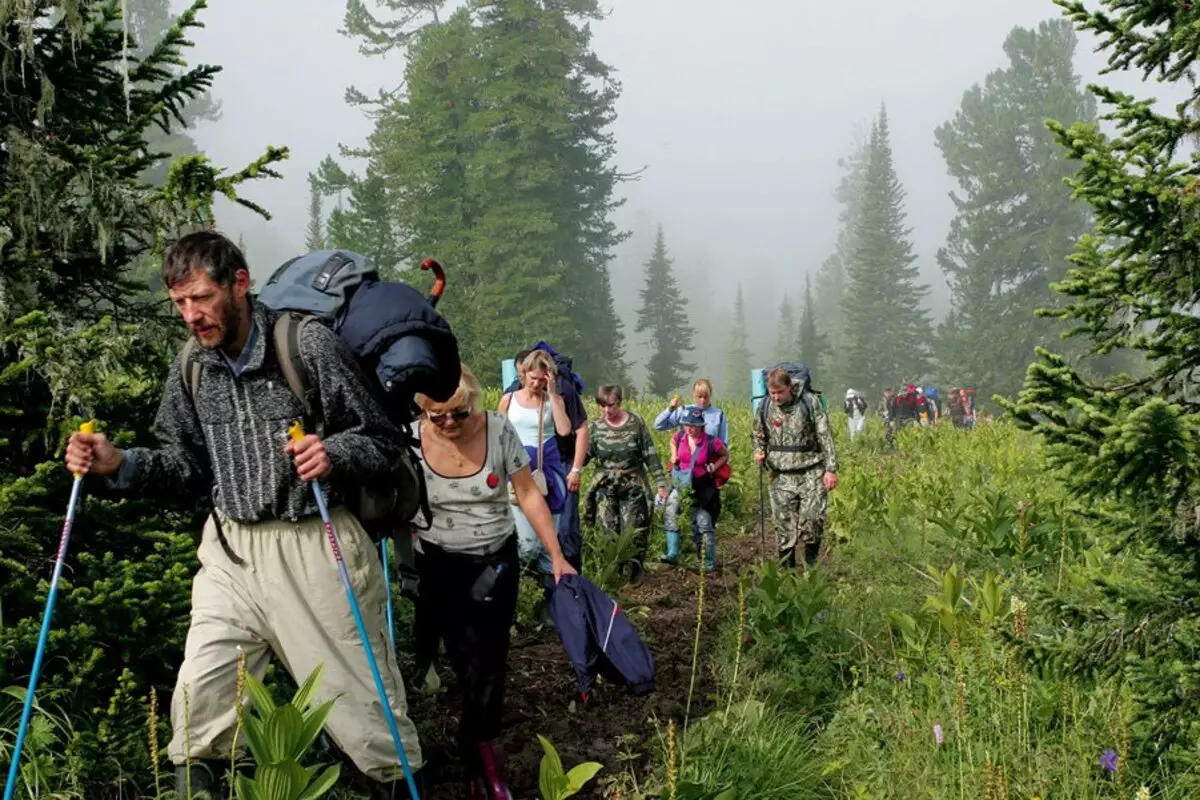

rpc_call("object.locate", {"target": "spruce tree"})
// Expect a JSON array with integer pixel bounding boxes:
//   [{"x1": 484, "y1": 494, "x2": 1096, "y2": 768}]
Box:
[
  {"x1": 635, "y1": 226, "x2": 695, "y2": 395},
  {"x1": 724, "y1": 284, "x2": 754, "y2": 402},
  {"x1": 305, "y1": 174, "x2": 326, "y2": 251},
  {"x1": 798, "y1": 274, "x2": 829, "y2": 380},
  {"x1": 327, "y1": 0, "x2": 628, "y2": 382},
  {"x1": 842, "y1": 106, "x2": 934, "y2": 393},
  {"x1": 774, "y1": 295, "x2": 797, "y2": 360},
  {"x1": 1001, "y1": 0, "x2": 1200, "y2": 772},
  {"x1": 815, "y1": 132, "x2": 870, "y2": 387},
  {"x1": 935, "y1": 18, "x2": 1096, "y2": 404},
  {"x1": 0, "y1": 1, "x2": 284, "y2": 792}
]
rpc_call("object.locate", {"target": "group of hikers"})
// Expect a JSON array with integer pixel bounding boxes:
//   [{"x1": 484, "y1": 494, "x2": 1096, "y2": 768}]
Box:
[
  {"x1": 54, "y1": 235, "x2": 844, "y2": 800},
  {"x1": 843, "y1": 382, "x2": 980, "y2": 446}
]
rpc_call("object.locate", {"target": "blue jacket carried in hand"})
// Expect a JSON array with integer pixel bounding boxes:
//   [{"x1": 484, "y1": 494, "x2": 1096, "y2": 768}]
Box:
[{"x1": 549, "y1": 574, "x2": 656, "y2": 699}]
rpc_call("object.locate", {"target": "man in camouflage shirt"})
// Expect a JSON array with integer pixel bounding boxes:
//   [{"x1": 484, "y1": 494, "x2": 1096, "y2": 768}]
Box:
[
  {"x1": 753, "y1": 368, "x2": 839, "y2": 567},
  {"x1": 584, "y1": 384, "x2": 669, "y2": 581}
]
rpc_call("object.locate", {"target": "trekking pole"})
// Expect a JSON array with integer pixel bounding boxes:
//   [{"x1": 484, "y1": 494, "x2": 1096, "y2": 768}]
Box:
[
  {"x1": 289, "y1": 422, "x2": 421, "y2": 800},
  {"x1": 4, "y1": 420, "x2": 95, "y2": 800},
  {"x1": 757, "y1": 459, "x2": 767, "y2": 564},
  {"x1": 379, "y1": 538, "x2": 396, "y2": 651}
]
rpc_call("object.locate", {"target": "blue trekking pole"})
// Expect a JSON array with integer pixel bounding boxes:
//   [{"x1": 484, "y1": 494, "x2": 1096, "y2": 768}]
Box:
[
  {"x1": 4, "y1": 420, "x2": 95, "y2": 800},
  {"x1": 379, "y1": 538, "x2": 396, "y2": 651},
  {"x1": 289, "y1": 423, "x2": 421, "y2": 800}
]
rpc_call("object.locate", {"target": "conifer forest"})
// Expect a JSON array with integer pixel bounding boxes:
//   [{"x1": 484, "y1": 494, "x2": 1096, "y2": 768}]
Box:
[{"x1": 4, "y1": 0, "x2": 1200, "y2": 798}]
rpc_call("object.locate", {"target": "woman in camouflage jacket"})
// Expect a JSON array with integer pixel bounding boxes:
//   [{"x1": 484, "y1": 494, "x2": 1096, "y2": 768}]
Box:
[{"x1": 584, "y1": 384, "x2": 669, "y2": 583}]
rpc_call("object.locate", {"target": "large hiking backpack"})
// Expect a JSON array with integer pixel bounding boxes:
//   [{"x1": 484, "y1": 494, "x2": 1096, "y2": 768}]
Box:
[
  {"x1": 757, "y1": 361, "x2": 820, "y2": 435},
  {"x1": 179, "y1": 250, "x2": 459, "y2": 540}
]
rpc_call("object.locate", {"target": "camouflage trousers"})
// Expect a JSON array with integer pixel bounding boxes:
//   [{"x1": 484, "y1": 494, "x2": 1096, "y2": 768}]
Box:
[
  {"x1": 768, "y1": 467, "x2": 827, "y2": 567},
  {"x1": 585, "y1": 473, "x2": 652, "y2": 565}
]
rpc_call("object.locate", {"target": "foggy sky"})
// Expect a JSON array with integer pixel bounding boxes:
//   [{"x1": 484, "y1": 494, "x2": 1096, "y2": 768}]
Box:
[{"x1": 185, "y1": 0, "x2": 1184, "y2": 316}]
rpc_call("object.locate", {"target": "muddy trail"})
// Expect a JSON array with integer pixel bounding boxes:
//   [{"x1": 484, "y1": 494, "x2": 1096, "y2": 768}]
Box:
[{"x1": 410, "y1": 528, "x2": 766, "y2": 800}]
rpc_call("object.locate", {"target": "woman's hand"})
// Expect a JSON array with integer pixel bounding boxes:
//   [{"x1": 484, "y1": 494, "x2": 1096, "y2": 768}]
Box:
[{"x1": 551, "y1": 554, "x2": 578, "y2": 583}]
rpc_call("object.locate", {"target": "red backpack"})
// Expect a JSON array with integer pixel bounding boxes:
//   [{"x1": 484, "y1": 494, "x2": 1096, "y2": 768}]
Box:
[{"x1": 673, "y1": 431, "x2": 732, "y2": 489}]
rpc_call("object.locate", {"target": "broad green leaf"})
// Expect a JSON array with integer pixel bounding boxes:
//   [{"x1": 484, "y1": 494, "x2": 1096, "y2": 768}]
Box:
[
  {"x1": 244, "y1": 673, "x2": 277, "y2": 716},
  {"x1": 263, "y1": 704, "x2": 305, "y2": 762},
  {"x1": 296, "y1": 699, "x2": 337, "y2": 755},
  {"x1": 241, "y1": 716, "x2": 270, "y2": 765},
  {"x1": 537, "y1": 734, "x2": 566, "y2": 800},
  {"x1": 290, "y1": 663, "x2": 325, "y2": 711},
  {"x1": 297, "y1": 763, "x2": 341, "y2": 800},
  {"x1": 562, "y1": 762, "x2": 602, "y2": 796},
  {"x1": 255, "y1": 762, "x2": 308, "y2": 800},
  {"x1": 235, "y1": 773, "x2": 260, "y2": 800}
]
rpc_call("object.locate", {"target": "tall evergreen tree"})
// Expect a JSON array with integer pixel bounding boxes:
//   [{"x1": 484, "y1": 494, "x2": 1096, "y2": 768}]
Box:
[
  {"x1": 635, "y1": 226, "x2": 695, "y2": 395},
  {"x1": 815, "y1": 131, "x2": 870, "y2": 387},
  {"x1": 305, "y1": 174, "x2": 326, "y2": 251},
  {"x1": 934, "y1": 18, "x2": 1096, "y2": 404},
  {"x1": 798, "y1": 274, "x2": 829, "y2": 380},
  {"x1": 724, "y1": 284, "x2": 753, "y2": 402},
  {"x1": 326, "y1": 0, "x2": 628, "y2": 383},
  {"x1": 842, "y1": 106, "x2": 934, "y2": 393},
  {"x1": 0, "y1": 2, "x2": 284, "y2": 793},
  {"x1": 1001, "y1": 0, "x2": 1200, "y2": 773},
  {"x1": 774, "y1": 294, "x2": 797, "y2": 360}
]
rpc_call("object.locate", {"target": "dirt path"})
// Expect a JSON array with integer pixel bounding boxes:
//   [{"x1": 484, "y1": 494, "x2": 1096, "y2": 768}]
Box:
[{"x1": 412, "y1": 529, "x2": 765, "y2": 799}]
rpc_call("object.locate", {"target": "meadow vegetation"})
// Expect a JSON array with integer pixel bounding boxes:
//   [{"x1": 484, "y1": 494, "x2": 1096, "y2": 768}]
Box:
[{"x1": 7, "y1": 393, "x2": 1190, "y2": 799}]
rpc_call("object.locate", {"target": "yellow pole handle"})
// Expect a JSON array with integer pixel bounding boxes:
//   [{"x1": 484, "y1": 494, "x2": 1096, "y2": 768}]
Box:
[
  {"x1": 288, "y1": 421, "x2": 306, "y2": 443},
  {"x1": 74, "y1": 420, "x2": 97, "y2": 479}
]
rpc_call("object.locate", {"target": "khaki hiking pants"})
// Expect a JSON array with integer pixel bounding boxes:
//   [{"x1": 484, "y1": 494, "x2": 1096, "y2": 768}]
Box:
[{"x1": 167, "y1": 506, "x2": 422, "y2": 781}]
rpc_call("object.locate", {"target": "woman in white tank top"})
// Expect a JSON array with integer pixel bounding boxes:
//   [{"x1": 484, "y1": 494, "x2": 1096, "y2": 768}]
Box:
[{"x1": 498, "y1": 351, "x2": 574, "y2": 569}]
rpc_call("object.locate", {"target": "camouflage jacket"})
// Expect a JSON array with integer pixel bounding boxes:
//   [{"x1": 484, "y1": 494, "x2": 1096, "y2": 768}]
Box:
[
  {"x1": 753, "y1": 391, "x2": 838, "y2": 474},
  {"x1": 586, "y1": 412, "x2": 668, "y2": 491}
]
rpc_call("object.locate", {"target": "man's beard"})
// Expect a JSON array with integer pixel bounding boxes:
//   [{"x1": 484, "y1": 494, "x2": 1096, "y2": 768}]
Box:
[{"x1": 196, "y1": 295, "x2": 242, "y2": 352}]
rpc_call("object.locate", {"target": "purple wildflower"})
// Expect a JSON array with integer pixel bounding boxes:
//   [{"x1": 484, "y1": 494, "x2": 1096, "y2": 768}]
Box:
[
  {"x1": 895, "y1": 671, "x2": 906, "y2": 682},
  {"x1": 933, "y1": 723, "x2": 944, "y2": 746},
  {"x1": 1099, "y1": 749, "x2": 1118, "y2": 775}
]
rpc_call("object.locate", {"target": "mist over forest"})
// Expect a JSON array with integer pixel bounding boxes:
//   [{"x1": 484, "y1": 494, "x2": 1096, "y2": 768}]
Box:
[{"x1": 181, "y1": 0, "x2": 1185, "y2": 398}]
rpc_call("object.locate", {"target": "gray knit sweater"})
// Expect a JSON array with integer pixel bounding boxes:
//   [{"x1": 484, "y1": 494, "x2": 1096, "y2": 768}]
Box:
[{"x1": 106, "y1": 301, "x2": 403, "y2": 523}]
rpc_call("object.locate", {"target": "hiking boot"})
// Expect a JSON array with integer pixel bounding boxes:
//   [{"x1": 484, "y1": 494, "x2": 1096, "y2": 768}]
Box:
[
  {"x1": 174, "y1": 760, "x2": 229, "y2": 800},
  {"x1": 628, "y1": 561, "x2": 645, "y2": 585},
  {"x1": 660, "y1": 530, "x2": 680, "y2": 564},
  {"x1": 478, "y1": 740, "x2": 513, "y2": 800}
]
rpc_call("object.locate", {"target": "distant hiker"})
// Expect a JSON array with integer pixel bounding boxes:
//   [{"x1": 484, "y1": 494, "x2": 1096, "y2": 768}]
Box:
[
  {"x1": 844, "y1": 388, "x2": 868, "y2": 440},
  {"x1": 653, "y1": 378, "x2": 729, "y2": 565},
  {"x1": 946, "y1": 386, "x2": 968, "y2": 429},
  {"x1": 663, "y1": 405, "x2": 730, "y2": 571},
  {"x1": 891, "y1": 383, "x2": 928, "y2": 434},
  {"x1": 753, "y1": 367, "x2": 839, "y2": 568},
  {"x1": 63, "y1": 232, "x2": 422, "y2": 800},
  {"x1": 584, "y1": 384, "x2": 670, "y2": 583},
  {"x1": 922, "y1": 384, "x2": 941, "y2": 426},
  {"x1": 504, "y1": 344, "x2": 588, "y2": 575},
  {"x1": 412, "y1": 364, "x2": 575, "y2": 799}
]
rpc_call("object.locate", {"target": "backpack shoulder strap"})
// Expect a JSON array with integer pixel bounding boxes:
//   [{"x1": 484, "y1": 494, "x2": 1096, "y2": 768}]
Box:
[
  {"x1": 179, "y1": 337, "x2": 203, "y2": 401},
  {"x1": 272, "y1": 312, "x2": 320, "y2": 428}
]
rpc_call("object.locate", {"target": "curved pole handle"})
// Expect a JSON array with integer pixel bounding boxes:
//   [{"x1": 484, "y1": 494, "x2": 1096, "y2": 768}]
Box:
[{"x1": 419, "y1": 258, "x2": 446, "y2": 307}]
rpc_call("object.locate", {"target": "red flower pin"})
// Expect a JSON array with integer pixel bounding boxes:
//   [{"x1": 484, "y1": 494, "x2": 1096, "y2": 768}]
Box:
[
  {"x1": 486, "y1": 473, "x2": 499, "y2": 489},
  {"x1": 773, "y1": 419, "x2": 783, "y2": 428}
]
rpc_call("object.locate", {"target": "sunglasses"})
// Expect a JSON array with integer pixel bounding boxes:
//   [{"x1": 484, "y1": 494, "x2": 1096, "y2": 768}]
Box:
[{"x1": 427, "y1": 408, "x2": 471, "y2": 425}]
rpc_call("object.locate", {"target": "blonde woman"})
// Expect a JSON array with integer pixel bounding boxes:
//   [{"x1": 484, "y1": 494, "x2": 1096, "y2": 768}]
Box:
[
  {"x1": 414, "y1": 364, "x2": 575, "y2": 799},
  {"x1": 497, "y1": 350, "x2": 573, "y2": 569},
  {"x1": 653, "y1": 378, "x2": 729, "y2": 564}
]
